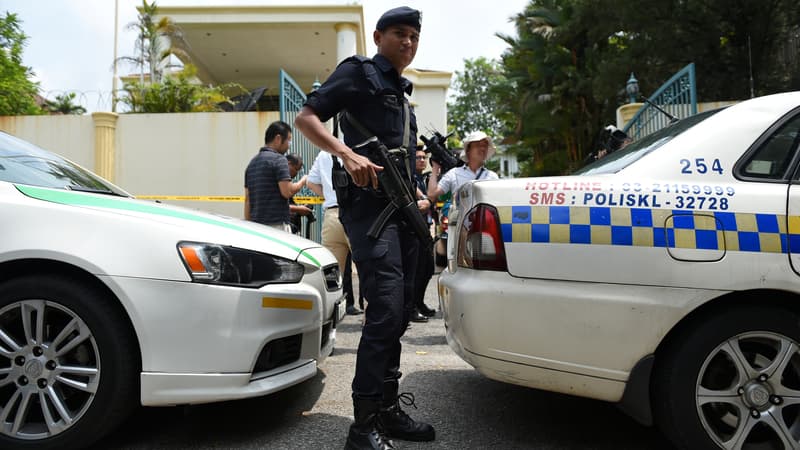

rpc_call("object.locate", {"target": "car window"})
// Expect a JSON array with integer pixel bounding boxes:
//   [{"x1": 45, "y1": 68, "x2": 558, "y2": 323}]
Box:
[
  {"x1": 0, "y1": 132, "x2": 128, "y2": 196},
  {"x1": 574, "y1": 109, "x2": 722, "y2": 175},
  {"x1": 739, "y1": 113, "x2": 800, "y2": 180}
]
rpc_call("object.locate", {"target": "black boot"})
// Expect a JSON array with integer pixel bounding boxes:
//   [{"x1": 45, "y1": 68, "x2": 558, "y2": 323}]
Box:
[
  {"x1": 378, "y1": 378, "x2": 435, "y2": 442},
  {"x1": 417, "y1": 304, "x2": 436, "y2": 317},
  {"x1": 345, "y1": 397, "x2": 395, "y2": 450}
]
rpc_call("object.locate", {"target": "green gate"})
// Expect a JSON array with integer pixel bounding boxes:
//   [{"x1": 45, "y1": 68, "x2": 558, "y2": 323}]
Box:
[
  {"x1": 623, "y1": 63, "x2": 697, "y2": 140},
  {"x1": 279, "y1": 69, "x2": 322, "y2": 243}
]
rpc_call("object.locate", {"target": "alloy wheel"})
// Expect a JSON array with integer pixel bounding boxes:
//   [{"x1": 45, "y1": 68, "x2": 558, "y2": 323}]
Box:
[
  {"x1": 0, "y1": 300, "x2": 100, "y2": 440},
  {"x1": 696, "y1": 331, "x2": 800, "y2": 449}
]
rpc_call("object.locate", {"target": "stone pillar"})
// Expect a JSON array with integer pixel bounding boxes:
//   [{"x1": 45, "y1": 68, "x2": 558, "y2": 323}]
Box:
[
  {"x1": 335, "y1": 23, "x2": 359, "y2": 63},
  {"x1": 616, "y1": 103, "x2": 643, "y2": 129},
  {"x1": 91, "y1": 112, "x2": 119, "y2": 182}
]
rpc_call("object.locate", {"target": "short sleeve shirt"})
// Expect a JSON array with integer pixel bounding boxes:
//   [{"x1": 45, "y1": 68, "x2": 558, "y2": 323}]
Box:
[
  {"x1": 304, "y1": 54, "x2": 418, "y2": 157},
  {"x1": 307, "y1": 151, "x2": 339, "y2": 209},
  {"x1": 438, "y1": 165, "x2": 499, "y2": 199},
  {"x1": 244, "y1": 147, "x2": 291, "y2": 225}
]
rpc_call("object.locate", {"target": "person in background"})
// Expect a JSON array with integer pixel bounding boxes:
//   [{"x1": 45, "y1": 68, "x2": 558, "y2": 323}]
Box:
[
  {"x1": 286, "y1": 153, "x2": 314, "y2": 235},
  {"x1": 244, "y1": 121, "x2": 307, "y2": 232},
  {"x1": 595, "y1": 125, "x2": 633, "y2": 159},
  {"x1": 412, "y1": 145, "x2": 436, "y2": 321},
  {"x1": 307, "y1": 151, "x2": 363, "y2": 315},
  {"x1": 294, "y1": 6, "x2": 435, "y2": 449},
  {"x1": 427, "y1": 130, "x2": 499, "y2": 203}
]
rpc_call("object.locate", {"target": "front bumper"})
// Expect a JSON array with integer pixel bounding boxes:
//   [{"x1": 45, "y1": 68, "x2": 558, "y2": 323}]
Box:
[
  {"x1": 141, "y1": 360, "x2": 317, "y2": 406},
  {"x1": 102, "y1": 275, "x2": 339, "y2": 406}
]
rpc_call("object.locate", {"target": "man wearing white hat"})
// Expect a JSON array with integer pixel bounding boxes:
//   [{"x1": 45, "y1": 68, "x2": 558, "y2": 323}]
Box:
[{"x1": 427, "y1": 130, "x2": 499, "y2": 202}]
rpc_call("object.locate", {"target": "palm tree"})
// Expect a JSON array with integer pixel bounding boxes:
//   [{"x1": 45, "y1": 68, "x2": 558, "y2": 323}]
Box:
[
  {"x1": 116, "y1": 0, "x2": 190, "y2": 84},
  {"x1": 43, "y1": 92, "x2": 86, "y2": 115}
]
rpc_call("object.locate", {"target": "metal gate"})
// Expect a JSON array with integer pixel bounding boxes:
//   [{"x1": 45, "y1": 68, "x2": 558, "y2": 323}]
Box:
[
  {"x1": 279, "y1": 69, "x2": 323, "y2": 243},
  {"x1": 623, "y1": 63, "x2": 697, "y2": 140}
]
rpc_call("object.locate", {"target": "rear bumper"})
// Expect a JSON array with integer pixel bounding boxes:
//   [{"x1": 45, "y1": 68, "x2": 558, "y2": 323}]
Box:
[{"x1": 438, "y1": 267, "x2": 716, "y2": 402}]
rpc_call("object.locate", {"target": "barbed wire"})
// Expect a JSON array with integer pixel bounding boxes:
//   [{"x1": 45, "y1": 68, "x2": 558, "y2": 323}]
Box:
[{"x1": 40, "y1": 89, "x2": 122, "y2": 113}]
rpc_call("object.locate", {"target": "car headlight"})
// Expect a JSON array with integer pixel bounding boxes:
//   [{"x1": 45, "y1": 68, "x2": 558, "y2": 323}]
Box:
[
  {"x1": 322, "y1": 264, "x2": 342, "y2": 291},
  {"x1": 177, "y1": 242, "x2": 304, "y2": 288}
]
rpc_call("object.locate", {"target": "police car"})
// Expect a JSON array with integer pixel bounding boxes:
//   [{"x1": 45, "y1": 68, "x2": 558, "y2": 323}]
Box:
[
  {"x1": 0, "y1": 131, "x2": 343, "y2": 449},
  {"x1": 438, "y1": 92, "x2": 800, "y2": 449}
]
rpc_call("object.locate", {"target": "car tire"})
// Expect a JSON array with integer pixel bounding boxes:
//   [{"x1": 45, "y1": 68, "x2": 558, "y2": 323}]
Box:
[
  {"x1": 653, "y1": 305, "x2": 800, "y2": 450},
  {"x1": 0, "y1": 275, "x2": 138, "y2": 450}
]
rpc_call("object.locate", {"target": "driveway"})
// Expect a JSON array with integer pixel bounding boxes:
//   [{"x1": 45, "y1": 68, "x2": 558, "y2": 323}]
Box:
[{"x1": 92, "y1": 271, "x2": 673, "y2": 449}]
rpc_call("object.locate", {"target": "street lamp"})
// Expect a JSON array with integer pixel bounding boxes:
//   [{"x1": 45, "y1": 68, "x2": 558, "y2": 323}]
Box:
[
  {"x1": 311, "y1": 77, "x2": 321, "y2": 92},
  {"x1": 626, "y1": 72, "x2": 639, "y2": 104},
  {"x1": 625, "y1": 72, "x2": 678, "y2": 124}
]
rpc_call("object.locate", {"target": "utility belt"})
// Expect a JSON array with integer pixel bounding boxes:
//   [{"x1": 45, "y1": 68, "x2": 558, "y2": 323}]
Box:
[
  {"x1": 332, "y1": 105, "x2": 413, "y2": 205},
  {"x1": 331, "y1": 145, "x2": 412, "y2": 205},
  {"x1": 331, "y1": 109, "x2": 431, "y2": 246}
]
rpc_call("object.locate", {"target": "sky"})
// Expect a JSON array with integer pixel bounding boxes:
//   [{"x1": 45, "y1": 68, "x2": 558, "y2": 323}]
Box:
[{"x1": 3, "y1": 0, "x2": 530, "y2": 112}]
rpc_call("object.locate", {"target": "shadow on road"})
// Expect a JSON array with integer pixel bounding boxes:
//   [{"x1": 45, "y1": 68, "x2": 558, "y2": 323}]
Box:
[{"x1": 397, "y1": 369, "x2": 673, "y2": 450}]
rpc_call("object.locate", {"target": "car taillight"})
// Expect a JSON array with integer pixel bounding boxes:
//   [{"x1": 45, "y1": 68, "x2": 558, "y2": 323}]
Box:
[{"x1": 456, "y1": 204, "x2": 508, "y2": 271}]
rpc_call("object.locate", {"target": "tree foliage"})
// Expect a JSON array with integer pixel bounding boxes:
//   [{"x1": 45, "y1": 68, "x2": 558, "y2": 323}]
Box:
[
  {"x1": 494, "y1": 0, "x2": 800, "y2": 176},
  {"x1": 43, "y1": 92, "x2": 86, "y2": 115},
  {"x1": 447, "y1": 57, "x2": 507, "y2": 141},
  {"x1": 0, "y1": 12, "x2": 41, "y2": 116},
  {"x1": 117, "y1": 0, "x2": 190, "y2": 85}
]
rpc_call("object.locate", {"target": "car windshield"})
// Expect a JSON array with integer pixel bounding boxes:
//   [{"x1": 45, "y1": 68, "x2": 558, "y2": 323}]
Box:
[
  {"x1": 0, "y1": 132, "x2": 129, "y2": 196},
  {"x1": 574, "y1": 109, "x2": 722, "y2": 175}
]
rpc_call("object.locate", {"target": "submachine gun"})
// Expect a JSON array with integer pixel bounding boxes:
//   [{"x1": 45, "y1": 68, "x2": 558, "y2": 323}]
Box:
[
  {"x1": 420, "y1": 130, "x2": 463, "y2": 174},
  {"x1": 353, "y1": 137, "x2": 433, "y2": 248}
]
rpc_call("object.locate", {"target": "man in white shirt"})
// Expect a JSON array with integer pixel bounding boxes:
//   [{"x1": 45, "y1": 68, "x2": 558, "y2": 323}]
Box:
[
  {"x1": 306, "y1": 151, "x2": 362, "y2": 315},
  {"x1": 427, "y1": 130, "x2": 499, "y2": 202}
]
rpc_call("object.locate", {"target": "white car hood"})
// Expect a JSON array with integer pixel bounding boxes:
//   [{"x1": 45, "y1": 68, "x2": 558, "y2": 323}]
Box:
[{"x1": 10, "y1": 183, "x2": 324, "y2": 268}]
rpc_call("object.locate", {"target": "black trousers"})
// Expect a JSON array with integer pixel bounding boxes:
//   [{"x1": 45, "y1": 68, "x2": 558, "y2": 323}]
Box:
[
  {"x1": 414, "y1": 240, "x2": 435, "y2": 309},
  {"x1": 343, "y1": 251, "x2": 355, "y2": 307},
  {"x1": 341, "y1": 214, "x2": 419, "y2": 400}
]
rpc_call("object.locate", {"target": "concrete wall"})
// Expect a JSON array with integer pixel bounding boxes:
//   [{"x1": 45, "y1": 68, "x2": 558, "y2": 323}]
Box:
[
  {"x1": 406, "y1": 69, "x2": 452, "y2": 137},
  {"x1": 0, "y1": 115, "x2": 95, "y2": 169},
  {"x1": 0, "y1": 111, "x2": 280, "y2": 219},
  {"x1": 411, "y1": 86, "x2": 449, "y2": 136},
  {"x1": 115, "y1": 111, "x2": 279, "y2": 218}
]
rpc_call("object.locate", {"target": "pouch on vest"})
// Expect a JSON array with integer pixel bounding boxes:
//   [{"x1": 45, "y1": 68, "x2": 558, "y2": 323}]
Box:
[{"x1": 331, "y1": 156, "x2": 351, "y2": 205}]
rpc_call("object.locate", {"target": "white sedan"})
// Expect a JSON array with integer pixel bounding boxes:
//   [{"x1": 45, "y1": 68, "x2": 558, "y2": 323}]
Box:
[
  {"x1": 0, "y1": 132, "x2": 343, "y2": 449},
  {"x1": 439, "y1": 92, "x2": 800, "y2": 450}
]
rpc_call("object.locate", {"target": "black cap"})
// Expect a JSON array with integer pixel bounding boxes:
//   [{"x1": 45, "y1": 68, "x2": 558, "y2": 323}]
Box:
[{"x1": 376, "y1": 6, "x2": 421, "y2": 32}]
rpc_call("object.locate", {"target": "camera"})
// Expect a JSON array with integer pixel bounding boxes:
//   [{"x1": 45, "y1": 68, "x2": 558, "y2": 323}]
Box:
[
  {"x1": 420, "y1": 131, "x2": 464, "y2": 175},
  {"x1": 600, "y1": 125, "x2": 631, "y2": 153}
]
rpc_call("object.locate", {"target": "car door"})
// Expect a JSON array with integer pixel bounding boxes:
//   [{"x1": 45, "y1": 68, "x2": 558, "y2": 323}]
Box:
[{"x1": 738, "y1": 110, "x2": 800, "y2": 275}]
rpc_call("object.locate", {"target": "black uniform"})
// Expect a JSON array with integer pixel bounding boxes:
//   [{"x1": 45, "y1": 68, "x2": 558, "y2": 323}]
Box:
[{"x1": 304, "y1": 53, "x2": 419, "y2": 400}]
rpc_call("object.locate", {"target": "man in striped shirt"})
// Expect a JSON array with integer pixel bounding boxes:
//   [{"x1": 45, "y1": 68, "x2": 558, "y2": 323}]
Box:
[{"x1": 244, "y1": 121, "x2": 307, "y2": 231}]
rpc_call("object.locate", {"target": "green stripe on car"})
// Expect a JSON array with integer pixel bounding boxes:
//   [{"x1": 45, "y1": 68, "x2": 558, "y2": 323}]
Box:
[{"x1": 15, "y1": 184, "x2": 321, "y2": 267}]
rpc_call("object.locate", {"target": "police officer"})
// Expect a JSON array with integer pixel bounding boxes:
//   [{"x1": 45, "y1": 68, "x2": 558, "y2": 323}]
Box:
[{"x1": 295, "y1": 6, "x2": 435, "y2": 450}]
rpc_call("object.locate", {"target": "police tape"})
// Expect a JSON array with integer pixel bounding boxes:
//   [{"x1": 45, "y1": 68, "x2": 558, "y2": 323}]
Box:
[
  {"x1": 135, "y1": 195, "x2": 445, "y2": 208},
  {"x1": 136, "y1": 195, "x2": 325, "y2": 204}
]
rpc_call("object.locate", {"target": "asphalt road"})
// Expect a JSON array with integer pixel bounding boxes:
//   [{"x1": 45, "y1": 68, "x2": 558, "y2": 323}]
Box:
[{"x1": 92, "y1": 272, "x2": 674, "y2": 450}]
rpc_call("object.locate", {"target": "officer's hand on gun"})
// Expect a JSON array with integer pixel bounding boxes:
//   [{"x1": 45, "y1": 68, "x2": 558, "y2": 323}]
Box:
[{"x1": 342, "y1": 150, "x2": 382, "y2": 189}]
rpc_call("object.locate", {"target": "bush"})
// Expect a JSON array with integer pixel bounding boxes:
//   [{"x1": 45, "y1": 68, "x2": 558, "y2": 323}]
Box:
[{"x1": 120, "y1": 64, "x2": 238, "y2": 113}]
